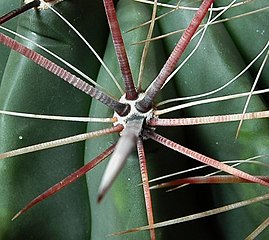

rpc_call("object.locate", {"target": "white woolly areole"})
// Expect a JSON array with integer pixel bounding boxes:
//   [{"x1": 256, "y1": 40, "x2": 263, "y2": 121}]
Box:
[
  {"x1": 113, "y1": 93, "x2": 154, "y2": 132},
  {"x1": 24, "y1": 0, "x2": 63, "y2": 10}
]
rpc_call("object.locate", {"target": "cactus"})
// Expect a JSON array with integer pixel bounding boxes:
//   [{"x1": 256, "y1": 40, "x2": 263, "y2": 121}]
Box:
[{"x1": 0, "y1": 0, "x2": 268, "y2": 239}]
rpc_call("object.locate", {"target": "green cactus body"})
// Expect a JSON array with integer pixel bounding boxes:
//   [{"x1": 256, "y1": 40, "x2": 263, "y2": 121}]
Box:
[
  {"x1": 0, "y1": 0, "x2": 20, "y2": 82},
  {"x1": 0, "y1": 0, "x2": 269, "y2": 239},
  {"x1": 158, "y1": 1, "x2": 269, "y2": 239},
  {"x1": 0, "y1": 1, "x2": 108, "y2": 239}
]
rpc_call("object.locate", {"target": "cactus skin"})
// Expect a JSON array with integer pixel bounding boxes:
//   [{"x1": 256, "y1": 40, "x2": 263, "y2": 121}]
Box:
[
  {"x1": 0, "y1": 0, "x2": 269, "y2": 239},
  {"x1": 0, "y1": 0, "x2": 20, "y2": 83},
  {"x1": 0, "y1": 1, "x2": 108, "y2": 239},
  {"x1": 158, "y1": 0, "x2": 269, "y2": 239}
]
